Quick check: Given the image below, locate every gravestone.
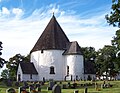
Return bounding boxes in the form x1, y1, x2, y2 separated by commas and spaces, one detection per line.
23, 81, 29, 88
29, 84, 35, 92
15, 81, 19, 87
72, 83, 77, 89
36, 86, 41, 92
74, 90, 79, 93
18, 87, 22, 93
49, 81, 55, 90
95, 82, 98, 90
35, 83, 41, 88
62, 84, 67, 89
52, 84, 61, 93
6, 88, 16, 93
36, 83, 41, 92
41, 81, 44, 85
84, 87, 88, 93
60, 81, 62, 84
68, 82, 71, 88
18, 86, 27, 93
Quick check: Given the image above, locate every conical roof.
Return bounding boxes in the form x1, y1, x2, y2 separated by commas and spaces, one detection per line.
63, 41, 83, 55
31, 15, 70, 53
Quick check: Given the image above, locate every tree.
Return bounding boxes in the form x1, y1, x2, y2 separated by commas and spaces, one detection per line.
1, 69, 9, 79
95, 45, 117, 79
6, 54, 30, 80
0, 41, 6, 68
112, 29, 120, 50
105, 0, 120, 27
82, 47, 97, 61
82, 47, 97, 76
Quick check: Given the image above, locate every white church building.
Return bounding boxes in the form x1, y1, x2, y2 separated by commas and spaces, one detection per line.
17, 15, 95, 81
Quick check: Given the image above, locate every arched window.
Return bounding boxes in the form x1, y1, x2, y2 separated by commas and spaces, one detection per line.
50, 66, 55, 74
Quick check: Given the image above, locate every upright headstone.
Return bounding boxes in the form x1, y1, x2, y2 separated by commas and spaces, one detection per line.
74, 90, 79, 93
18, 87, 22, 93
6, 88, 16, 93
84, 88, 88, 93
52, 84, 61, 93
29, 84, 35, 92
59, 81, 62, 84
62, 84, 67, 89
15, 81, 19, 87
95, 82, 98, 90
68, 82, 71, 88
36, 84, 41, 92
23, 81, 29, 88
18, 86, 26, 93
73, 83, 77, 89
49, 81, 55, 90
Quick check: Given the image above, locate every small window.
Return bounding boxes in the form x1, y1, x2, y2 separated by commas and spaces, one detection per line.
30, 74, 32, 79
67, 66, 69, 75
50, 66, 55, 74
41, 50, 44, 53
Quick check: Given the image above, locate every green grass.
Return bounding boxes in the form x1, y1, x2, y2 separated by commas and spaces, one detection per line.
0, 81, 120, 93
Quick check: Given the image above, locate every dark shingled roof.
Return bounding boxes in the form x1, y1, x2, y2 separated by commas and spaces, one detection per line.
63, 41, 83, 55
84, 61, 96, 74
30, 15, 70, 53
20, 62, 38, 74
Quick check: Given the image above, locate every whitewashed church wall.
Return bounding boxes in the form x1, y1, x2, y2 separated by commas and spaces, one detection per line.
31, 50, 66, 81
31, 52, 40, 73
17, 64, 39, 81
17, 64, 23, 81
22, 74, 38, 81
65, 55, 84, 80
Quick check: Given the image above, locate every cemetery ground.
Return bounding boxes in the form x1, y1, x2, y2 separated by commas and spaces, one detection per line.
0, 80, 120, 93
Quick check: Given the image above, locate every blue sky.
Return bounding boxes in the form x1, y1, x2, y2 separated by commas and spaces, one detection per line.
0, 0, 118, 60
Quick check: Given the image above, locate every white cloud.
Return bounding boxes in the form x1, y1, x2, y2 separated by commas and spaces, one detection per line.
12, 8, 24, 17
1, 7, 10, 15
0, 7, 23, 19
0, 4, 118, 60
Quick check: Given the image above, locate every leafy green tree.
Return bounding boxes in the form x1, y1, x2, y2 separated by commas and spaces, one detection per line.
95, 45, 117, 79
105, 0, 120, 27
82, 47, 96, 61
6, 54, 30, 80
105, 0, 120, 79
82, 47, 97, 75
112, 29, 120, 50
1, 69, 9, 79
0, 41, 6, 68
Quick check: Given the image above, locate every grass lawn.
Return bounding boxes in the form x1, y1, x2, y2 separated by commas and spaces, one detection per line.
0, 80, 120, 93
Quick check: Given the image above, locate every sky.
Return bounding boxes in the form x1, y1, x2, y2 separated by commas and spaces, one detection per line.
0, 0, 119, 61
